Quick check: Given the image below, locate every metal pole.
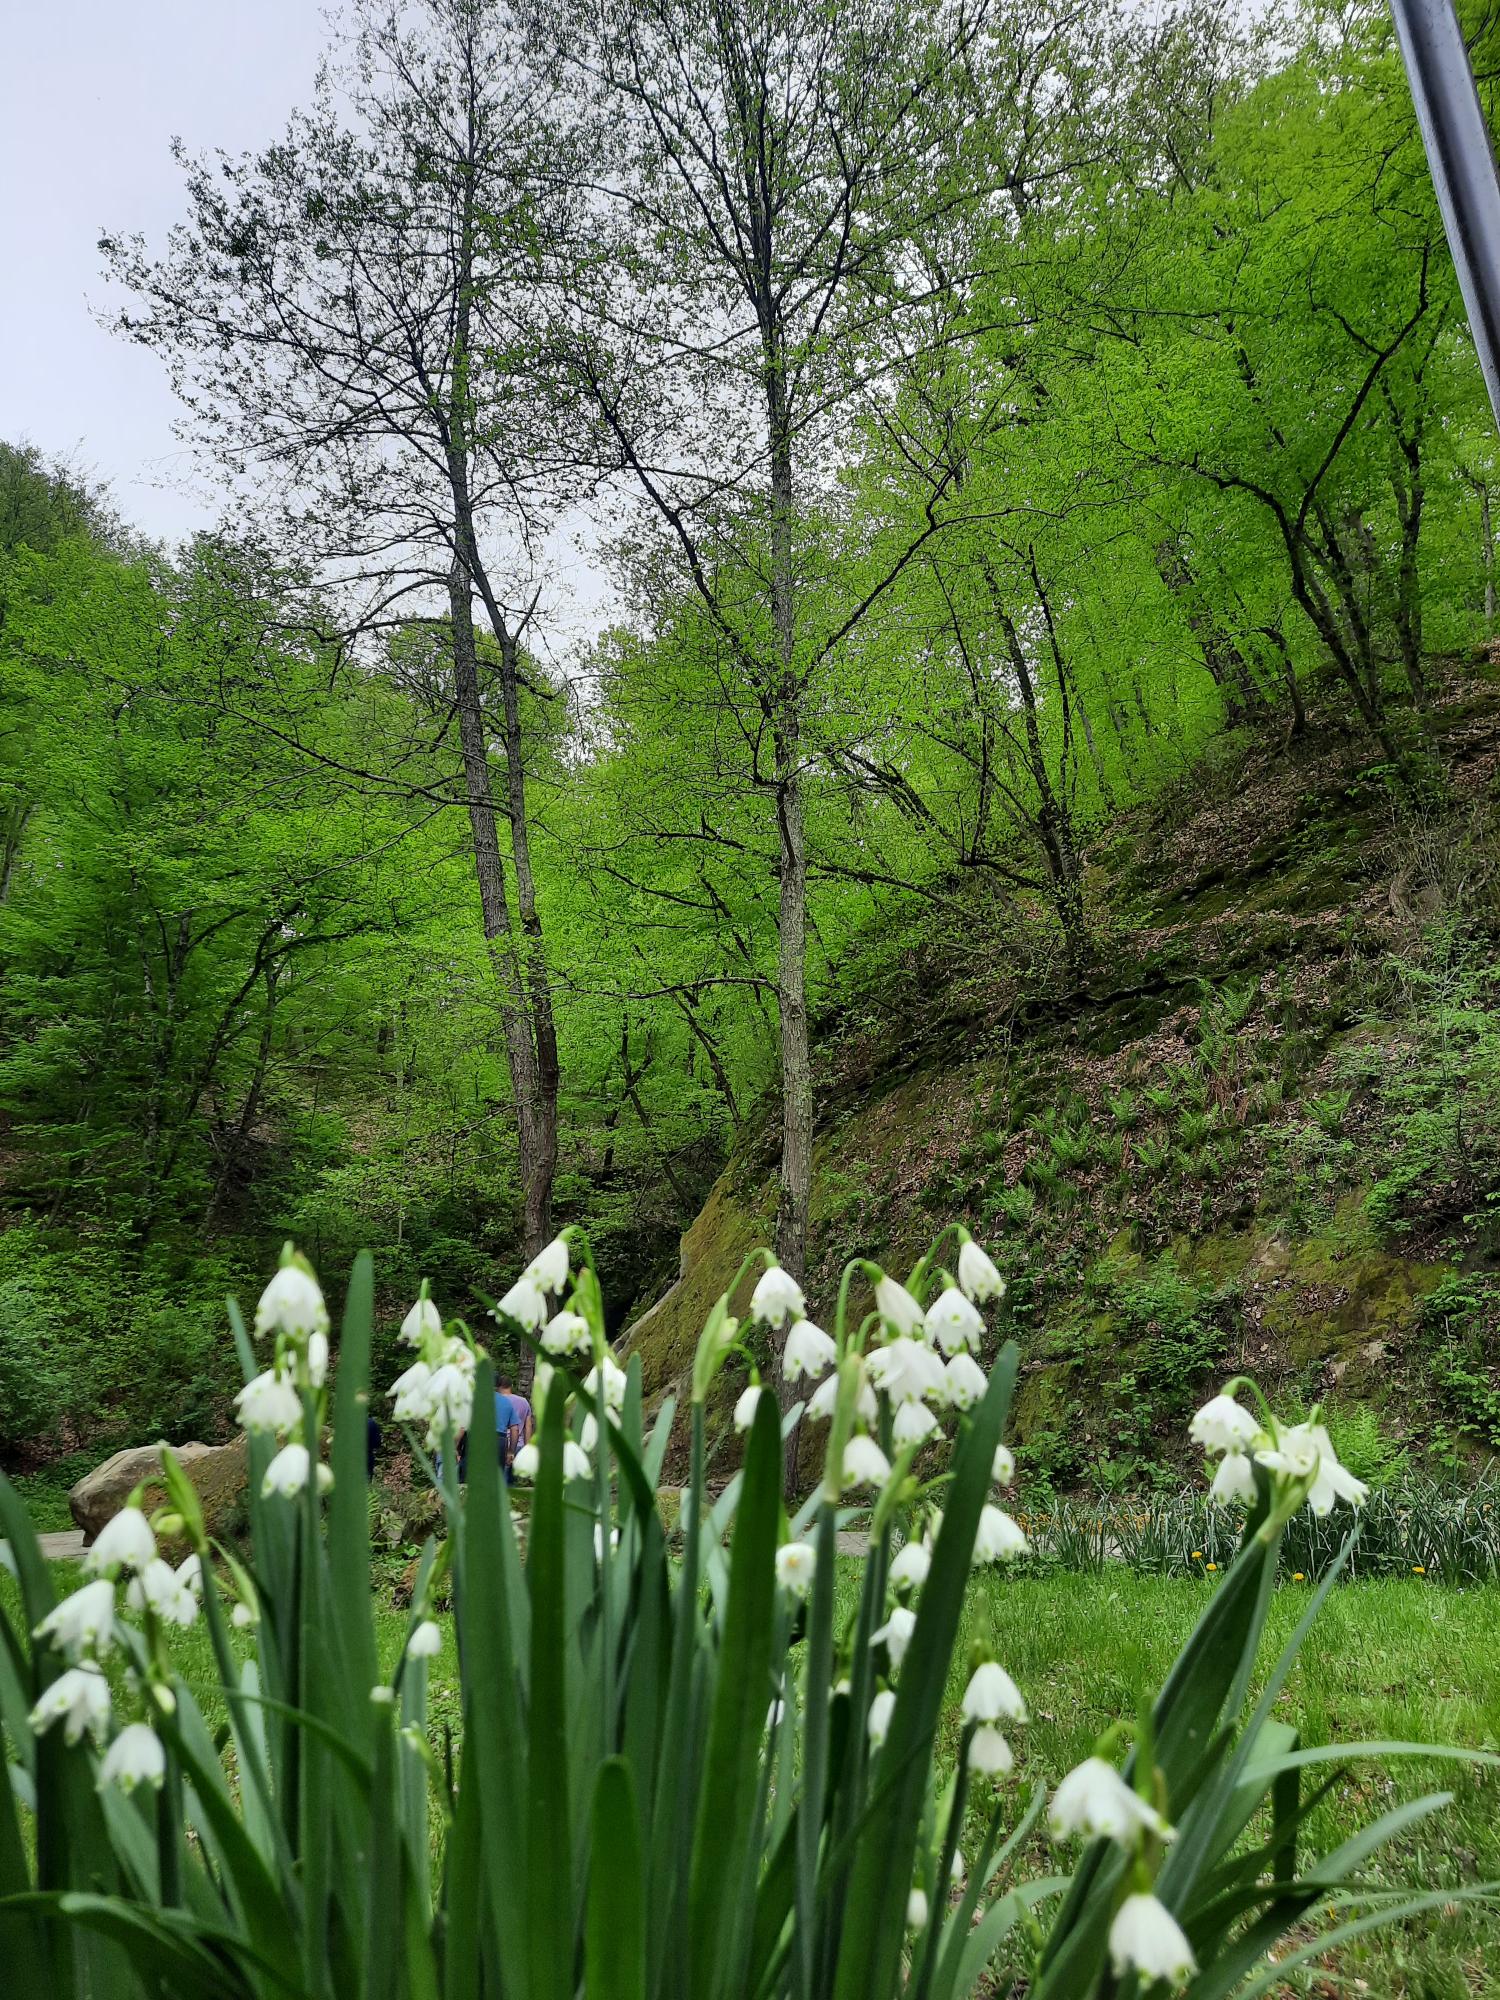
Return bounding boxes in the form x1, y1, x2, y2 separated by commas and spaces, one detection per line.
1389, 0, 1500, 430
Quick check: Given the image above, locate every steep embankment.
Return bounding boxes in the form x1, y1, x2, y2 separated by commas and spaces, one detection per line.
624, 668, 1500, 1488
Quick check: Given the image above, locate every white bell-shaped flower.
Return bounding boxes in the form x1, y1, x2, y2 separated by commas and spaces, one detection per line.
1256, 1421, 1368, 1514
962, 1660, 1028, 1725
235, 1368, 303, 1436
585, 1355, 628, 1412
390, 1360, 436, 1423
774, 1541, 816, 1599
944, 1353, 988, 1411
1190, 1392, 1261, 1454
126, 1558, 184, 1619
905, 1887, 928, 1930
175, 1553, 203, 1598
495, 1276, 548, 1331
957, 1238, 1004, 1303
408, 1619, 442, 1659
867, 1688, 896, 1747
34, 1579, 117, 1661
734, 1384, 764, 1432
255, 1260, 329, 1341
1210, 1450, 1257, 1504
750, 1264, 806, 1328
925, 1286, 984, 1355
872, 1604, 917, 1669
968, 1725, 1014, 1776
783, 1317, 835, 1382
806, 1366, 876, 1424
992, 1442, 1015, 1485
526, 1236, 571, 1293
841, 1434, 893, 1491
400, 1296, 442, 1346
972, 1505, 1028, 1564
425, 1364, 474, 1439
29, 1663, 110, 1745
1108, 1893, 1196, 1985
513, 1443, 540, 1482
262, 1443, 314, 1499
542, 1310, 592, 1356
85, 1506, 156, 1578
889, 1541, 931, 1592
867, 1337, 945, 1406
306, 1330, 329, 1387
873, 1274, 926, 1338
562, 1440, 592, 1482
892, 1399, 942, 1449
1048, 1756, 1174, 1845
97, 1721, 165, 1794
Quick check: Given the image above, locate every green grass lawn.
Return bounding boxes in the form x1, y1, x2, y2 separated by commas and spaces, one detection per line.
947, 1573, 1500, 1999
4, 1564, 1497, 1996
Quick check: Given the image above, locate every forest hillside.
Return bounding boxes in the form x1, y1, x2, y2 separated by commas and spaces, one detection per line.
627, 666, 1500, 1488
5, 0, 1500, 1506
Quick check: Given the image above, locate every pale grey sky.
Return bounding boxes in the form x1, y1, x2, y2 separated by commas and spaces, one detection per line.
1, 2, 333, 542
0, 0, 612, 645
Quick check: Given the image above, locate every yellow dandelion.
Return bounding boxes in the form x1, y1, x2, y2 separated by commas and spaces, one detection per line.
1206, 1562, 1218, 1573
1412, 1565, 1426, 1575
1191, 1550, 1203, 1560
1292, 1572, 1306, 1582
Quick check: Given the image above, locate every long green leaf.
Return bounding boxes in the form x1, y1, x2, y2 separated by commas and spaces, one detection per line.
586, 1759, 645, 2000
687, 1387, 782, 2000
528, 1380, 573, 2000
832, 1342, 1018, 2000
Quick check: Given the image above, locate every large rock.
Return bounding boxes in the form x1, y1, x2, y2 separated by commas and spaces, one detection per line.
69, 1438, 248, 1545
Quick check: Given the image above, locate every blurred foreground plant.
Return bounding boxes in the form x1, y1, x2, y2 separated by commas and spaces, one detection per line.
1, 1231, 1495, 1998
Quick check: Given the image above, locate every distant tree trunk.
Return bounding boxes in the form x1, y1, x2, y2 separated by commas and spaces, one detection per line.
1461, 468, 1497, 633
986, 564, 1088, 975
1153, 538, 1263, 724
0, 797, 31, 903
444, 123, 557, 1272
447, 547, 549, 1264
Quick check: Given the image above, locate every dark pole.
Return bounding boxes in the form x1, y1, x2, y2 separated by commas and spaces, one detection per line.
1389, 0, 1500, 430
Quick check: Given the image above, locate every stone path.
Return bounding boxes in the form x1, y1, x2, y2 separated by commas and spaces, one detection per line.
38, 1530, 86, 1561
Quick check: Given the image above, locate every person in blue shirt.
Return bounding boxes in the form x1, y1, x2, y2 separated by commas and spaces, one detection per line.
494, 1383, 516, 1479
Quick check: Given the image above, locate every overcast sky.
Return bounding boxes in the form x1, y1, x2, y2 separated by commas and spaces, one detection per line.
0, 2, 337, 543
0, 0, 611, 648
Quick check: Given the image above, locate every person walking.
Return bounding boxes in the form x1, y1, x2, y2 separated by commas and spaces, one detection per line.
496, 1371, 530, 1482
493, 1378, 517, 1481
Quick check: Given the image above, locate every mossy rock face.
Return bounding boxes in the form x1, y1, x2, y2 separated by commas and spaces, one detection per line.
621, 1163, 775, 1447
1259, 1241, 1449, 1380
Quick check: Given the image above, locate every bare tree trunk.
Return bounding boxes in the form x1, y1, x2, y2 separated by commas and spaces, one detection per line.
447, 548, 547, 1264
497, 626, 560, 1255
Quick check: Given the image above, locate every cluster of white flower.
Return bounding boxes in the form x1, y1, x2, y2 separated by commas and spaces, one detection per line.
239, 1249, 334, 1498
387, 1287, 481, 1451
1048, 1756, 1194, 1985
1190, 1391, 1369, 1517
26, 1503, 201, 1788
746, 1236, 1010, 1505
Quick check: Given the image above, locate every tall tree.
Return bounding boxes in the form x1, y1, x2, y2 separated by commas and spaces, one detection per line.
540, 0, 1095, 1283
102, 0, 570, 1257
